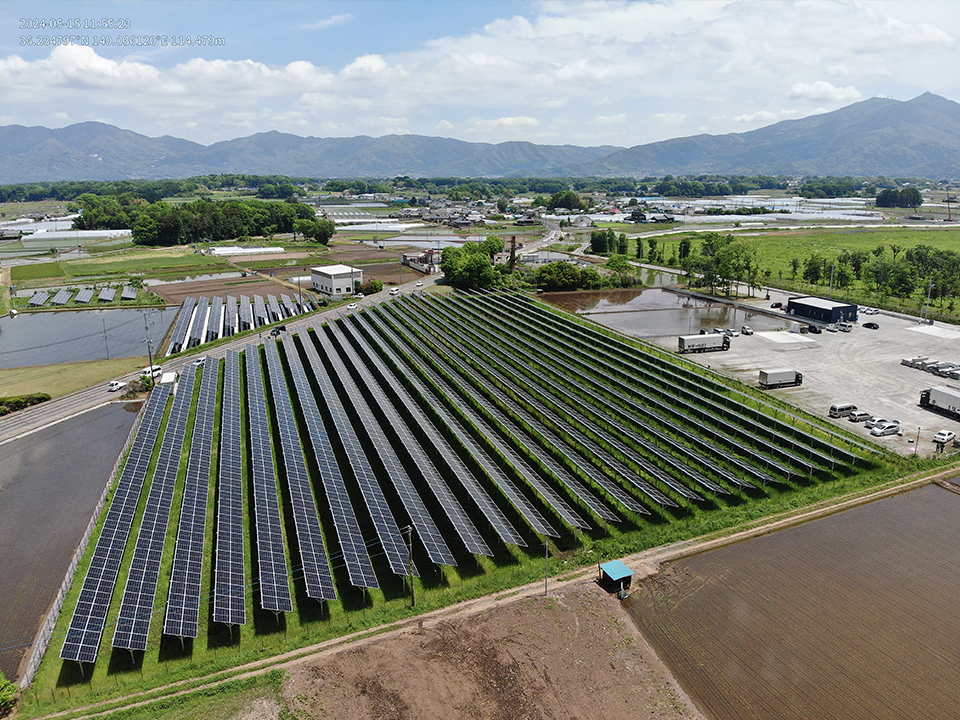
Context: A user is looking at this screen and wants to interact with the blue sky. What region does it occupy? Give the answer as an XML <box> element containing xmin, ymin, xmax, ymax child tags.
<box><xmin>2</xmin><ymin>0</ymin><xmax>958</xmax><ymax>147</ymax></box>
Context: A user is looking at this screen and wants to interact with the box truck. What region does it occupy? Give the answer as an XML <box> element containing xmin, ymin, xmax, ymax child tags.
<box><xmin>920</xmin><ymin>386</ymin><xmax>960</xmax><ymax>419</ymax></box>
<box><xmin>678</xmin><ymin>334</ymin><xmax>730</xmax><ymax>353</ymax></box>
<box><xmin>759</xmin><ymin>369</ymin><xmax>803</xmax><ymax>389</ymax></box>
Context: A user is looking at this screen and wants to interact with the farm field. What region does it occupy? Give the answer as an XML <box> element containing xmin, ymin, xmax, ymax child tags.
<box><xmin>626</xmin><ymin>482</ymin><xmax>960</xmax><ymax>720</ymax></box>
<box><xmin>23</xmin><ymin>291</ymin><xmax>892</xmax><ymax>717</ymax></box>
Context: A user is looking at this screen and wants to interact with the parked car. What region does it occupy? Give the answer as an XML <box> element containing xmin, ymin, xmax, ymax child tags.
<box><xmin>862</xmin><ymin>307</ymin><xmax>879</xmax><ymax>315</ymax></box>
<box><xmin>825</xmin><ymin>324</ymin><xmax>838</xmax><ymax>332</ymax></box>
<box><xmin>934</xmin><ymin>430</ymin><xmax>957</xmax><ymax>444</ymax></box>
<box><xmin>837</xmin><ymin>321</ymin><xmax>853</xmax><ymax>332</ymax></box>
<box><xmin>848</xmin><ymin>410</ymin><xmax>870</xmax><ymax>422</ymax></box>
<box><xmin>724</xmin><ymin>328</ymin><xmax>740</xmax><ymax>337</ymax></box>
<box><xmin>770</xmin><ymin>301</ymin><xmax>782</xmax><ymax>309</ymax></box>
<box><xmin>740</xmin><ymin>325</ymin><xmax>754</xmax><ymax>335</ymax></box>
<box><xmin>870</xmin><ymin>421</ymin><xmax>901</xmax><ymax>437</ymax></box>
<box><xmin>354</xmin><ymin>292</ymin><xmax>364</xmax><ymax>299</ymax></box>
<box><xmin>863</xmin><ymin>322</ymin><xmax>879</xmax><ymax>330</ymax></box>
<box><xmin>864</xmin><ymin>416</ymin><xmax>888</xmax><ymax>429</ymax></box>
<box><xmin>808</xmin><ymin>324</ymin><xmax>822</xmax><ymax>334</ymax></box>
<box><xmin>713</xmin><ymin>328</ymin><xmax>726</xmax><ymax>334</ymax></box>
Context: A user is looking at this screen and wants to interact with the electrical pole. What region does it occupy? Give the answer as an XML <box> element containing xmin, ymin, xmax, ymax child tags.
<box><xmin>404</xmin><ymin>525</ymin><xmax>415</xmax><ymax>607</ymax></box>
<box><xmin>544</xmin><ymin>538</ymin><xmax>549</xmax><ymax>596</ymax></box>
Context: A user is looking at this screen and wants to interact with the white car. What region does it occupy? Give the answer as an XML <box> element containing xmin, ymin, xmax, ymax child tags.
<box><xmin>416</xmin><ymin>280</ymin><xmax>424</xmax><ymax>287</ymax></box>
<box><xmin>934</xmin><ymin>430</ymin><xmax>956</xmax><ymax>444</ymax></box>
<box><xmin>870</xmin><ymin>421</ymin><xmax>901</xmax><ymax>437</ymax></box>
<box><xmin>389</xmin><ymin>288</ymin><xmax>400</xmax><ymax>296</ymax></box>
<box><xmin>108</xmin><ymin>380</ymin><xmax>126</xmax><ymax>392</ymax></box>
<box><xmin>347</xmin><ymin>303</ymin><xmax>358</xmax><ymax>310</ymax></box>
<box><xmin>864</xmin><ymin>416</ymin><xmax>888</xmax><ymax>429</ymax></box>
<box><xmin>740</xmin><ymin>326</ymin><xmax>754</xmax><ymax>335</ymax></box>
<box><xmin>141</xmin><ymin>364</ymin><xmax>162</xmax><ymax>378</ymax></box>
<box><xmin>825</xmin><ymin>324</ymin><xmax>838</xmax><ymax>332</ymax></box>
<box><xmin>725</xmin><ymin>328</ymin><xmax>740</xmax><ymax>337</ymax></box>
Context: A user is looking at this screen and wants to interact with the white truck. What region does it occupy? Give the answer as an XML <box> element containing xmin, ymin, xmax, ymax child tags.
<box><xmin>920</xmin><ymin>386</ymin><xmax>960</xmax><ymax>419</ymax></box>
<box><xmin>759</xmin><ymin>368</ymin><xmax>803</xmax><ymax>389</ymax></box>
<box><xmin>678</xmin><ymin>334</ymin><xmax>730</xmax><ymax>354</ymax></box>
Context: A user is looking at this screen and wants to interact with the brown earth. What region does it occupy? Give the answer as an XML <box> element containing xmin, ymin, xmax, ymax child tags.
<box><xmin>278</xmin><ymin>580</ymin><xmax>704</xmax><ymax>720</ymax></box>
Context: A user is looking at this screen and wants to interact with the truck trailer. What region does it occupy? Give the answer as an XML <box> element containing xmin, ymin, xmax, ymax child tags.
<box><xmin>759</xmin><ymin>368</ymin><xmax>803</xmax><ymax>389</ymax></box>
<box><xmin>920</xmin><ymin>386</ymin><xmax>960</xmax><ymax>419</ymax></box>
<box><xmin>678</xmin><ymin>334</ymin><xmax>730</xmax><ymax>353</ymax></box>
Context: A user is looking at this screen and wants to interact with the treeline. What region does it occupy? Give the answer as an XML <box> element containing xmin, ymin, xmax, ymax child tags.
<box><xmin>72</xmin><ymin>194</ymin><xmax>333</xmax><ymax>246</ymax></box>
<box><xmin>0</xmin><ymin>174</ymin><xmax>320</xmax><ymax>204</ymax></box>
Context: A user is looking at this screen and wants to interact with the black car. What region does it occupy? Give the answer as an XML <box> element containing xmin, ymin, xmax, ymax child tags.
<box><xmin>863</xmin><ymin>322</ymin><xmax>880</xmax><ymax>329</ymax></box>
<box><xmin>808</xmin><ymin>324</ymin><xmax>822</xmax><ymax>334</ymax></box>
<box><xmin>771</xmin><ymin>301</ymin><xmax>782</xmax><ymax>309</ymax></box>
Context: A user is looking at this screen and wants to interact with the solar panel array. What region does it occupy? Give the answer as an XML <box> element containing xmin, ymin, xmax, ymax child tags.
<box><xmin>164</xmin><ymin>361</ymin><xmax>218</xmax><ymax>638</ymax></box>
<box><xmin>267</xmin><ymin>294</ymin><xmax>283</xmax><ymax>322</ymax></box>
<box><xmin>61</xmin><ymin>383</ymin><xmax>172</xmax><ymax>663</ymax></box>
<box><xmin>113</xmin><ymin>367</ymin><xmax>197</xmax><ymax>651</ymax></box>
<box><xmin>28</xmin><ymin>291</ymin><xmax>50</xmax><ymax>306</ymax></box>
<box><xmin>263</xmin><ymin>340</ymin><xmax>337</xmax><ymax>600</ymax></box>
<box><xmin>315</xmin><ymin>329</ymin><xmax>456</xmax><ymax>567</ymax></box>
<box><xmin>239</xmin><ymin>296</ymin><xmax>253</xmax><ymax>330</ymax></box>
<box><xmin>98</xmin><ymin>287</ymin><xmax>116</xmax><ymax>302</ymax></box>
<box><xmin>280</xmin><ymin>294</ymin><xmax>297</xmax><ymax>318</ymax></box>
<box><xmin>213</xmin><ymin>350</ymin><xmax>246</xmax><ymax>625</ymax></box>
<box><xmin>298</xmin><ymin>330</ymin><xmax>415</xmax><ymax>577</ymax></box>
<box><xmin>223</xmin><ymin>296</ymin><xmax>238</xmax><ymax>337</ymax></box>
<box><xmin>253</xmin><ymin>296</ymin><xmax>269</xmax><ymax>327</ymax></box>
<box><xmin>121</xmin><ymin>285</ymin><xmax>138</xmax><ymax>300</ymax></box>
<box><xmin>207</xmin><ymin>296</ymin><xmax>224</xmax><ymax>341</ymax></box>
<box><xmin>188</xmin><ymin>297</ymin><xmax>210</xmax><ymax>348</ymax></box>
<box><xmin>168</xmin><ymin>297</ymin><xmax>198</xmax><ymax>354</ymax></box>
<box><xmin>51</xmin><ymin>289</ymin><xmax>72</xmax><ymax>305</ymax></box>
<box><xmin>75</xmin><ymin>288</ymin><xmax>95</xmax><ymax>303</ymax></box>
<box><xmin>245</xmin><ymin>344</ymin><xmax>293</xmax><ymax>613</ymax></box>
<box><xmin>280</xmin><ymin>334</ymin><xmax>379</xmax><ymax>589</ymax></box>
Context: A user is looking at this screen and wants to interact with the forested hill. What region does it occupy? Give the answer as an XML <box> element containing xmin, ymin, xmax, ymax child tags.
<box><xmin>0</xmin><ymin>93</ymin><xmax>958</xmax><ymax>182</ymax></box>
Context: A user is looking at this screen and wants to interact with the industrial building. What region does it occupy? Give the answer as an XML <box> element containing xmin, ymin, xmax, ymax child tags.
<box><xmin>786</xmin><ymin>295</ymin><xmax>858</xmax><ymax>323</ymax></box>
<box><xmin>311</xmin><ymin>264</ymin><xmax>363</xmax><ymax>300</ymax></box>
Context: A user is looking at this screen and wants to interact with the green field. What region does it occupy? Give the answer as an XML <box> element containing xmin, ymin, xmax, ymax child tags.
<box><xmin>0</xmin><ymin>357</ymin><xmax>146</xmax><ymax>399</ymax></box>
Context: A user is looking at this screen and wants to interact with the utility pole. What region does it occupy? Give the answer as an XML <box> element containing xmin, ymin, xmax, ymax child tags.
<box><xmin>142</xmin><ymin>309</ymin><xmax>154</xmax><ymax>385</ymax></box>
<box><xmin>404</xmin><ymin>525</ymin><xmax>415</xmax><ymax>607</ymax></box>
<box><xmin>543</xmin><ymin>538</ymin><xmax>549</xmax><ymax>596</ymax></box>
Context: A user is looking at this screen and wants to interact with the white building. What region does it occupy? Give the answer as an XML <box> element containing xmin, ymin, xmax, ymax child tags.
<box><xmin>311</xmin><ymin>264</ymin><xmax>363</xmax><ymax>300</ymax></box>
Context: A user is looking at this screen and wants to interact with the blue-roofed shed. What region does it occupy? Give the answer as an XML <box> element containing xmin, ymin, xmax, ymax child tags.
<box><xmin>598</xmin><ymin>560</ymin><xmax>633</xmax><ymax>595</ymax></box>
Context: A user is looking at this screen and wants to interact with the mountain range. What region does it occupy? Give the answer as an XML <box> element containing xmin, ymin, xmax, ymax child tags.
<box><xmin>1</xmin><ymin>93</ymin><xmax>958</xmax><ymax>183</ymax></box>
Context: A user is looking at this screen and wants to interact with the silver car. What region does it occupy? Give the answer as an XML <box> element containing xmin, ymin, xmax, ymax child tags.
<box><xmin>870</xmin><ymin>421</ymin><xmax>900</xmax><ymax>437</ymax></box>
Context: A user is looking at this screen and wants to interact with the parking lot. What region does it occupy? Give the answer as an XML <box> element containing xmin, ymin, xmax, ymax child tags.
<box><xmin>644</xmin><ymin>295</ymin><xmax>960</xmax><ymax>458</ymax></box>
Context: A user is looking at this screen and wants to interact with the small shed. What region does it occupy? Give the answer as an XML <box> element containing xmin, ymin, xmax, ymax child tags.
<box><xmin>598</xmin><ymin>560</ymin><xmax>633</xmax><ymax>596</ymax></box>
<box><xmin>786</xmin><ymin>295</ymin><xmax>858</xmax><ymax>323</ymax></box>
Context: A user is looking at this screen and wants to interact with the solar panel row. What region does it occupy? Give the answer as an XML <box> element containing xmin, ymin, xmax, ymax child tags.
<box><xmin>359</xmin><ymin>310</ymin><xmax>557</xmax><ymax>539</ymax></box>
<box><xmin>314</xmin><ymin>328</ymin><xmax>456</xmax><ymax>567</ymax></box>
<box><xmin>98</xmin><ymin>287</ymin><xmax>116</xmax><ymax>302</ymax></box>
<box><xmin>298</xmin><ymin>330</ymin><xmax>415</xmax><ymax>578</ymax></box>
<box><xmin>213</xmin><ymin>350</ymin><xmax>246</xmax><ymax>626</ymax></box>
<box><xmin>208</xmin><ymin>296</ymin><xmax>224</xmax><ymax>342</ymax></box>
<box><xmin>61</xmin><ymin>383</ymin><xmax>172</xmax><ymax>664</ymax></box>
<box><xmin>267</xmin><ymin>294</ymin><xmax>283</xmax><ymax>322</ymax></box>
<box><xmin>51</xmin><ymin>289</ymin><xmax>72</xmax><ymax>305</ymax></box>
<box><xmin>188</xmin><ymin>297</ymin><xmax>210</xmax><ymax>347</ymax></box>
<box><xmin>263</xmin><ymin>340</ymin><xmax>337</xmax><ymax>601</ymax></box>
<box><xmin>121</xmin><ymin>286</ymin><xmax>138</xmax><ymax>301</ymax></box>
<box><xmin>164</xmin><ymin>360</ymin><xmax>218</xmax><ymax>638</ymax></box>
<box><xmin>239</xmin><ymin>296</ymin><xmax>253</xmax><ymax>330</ymax></box>
<box><xmin>223</xmin><ymin>296</ymin><xmax>238</xmax><ymax>337</ymax></box>
<box><xmin>28</xmin><ymin>291</ymin><xmax>50</xmax><ymax>306</ymax></box>
<box><xmin>343</xmin><ymin>315</ymin><xmax>526</xmax><ymax>548</ymax></box>
<box><xmin>168</xmin><ymin>297</ymin><xmax>198</xmax><ymax>355</ymax></box>
<box><xmin>245</xmin><ymin>344</ymin><xmax>293</xmax><ymax>613</ymax></box>
<box><xmin>113</xmin><ymin>367</ymin><xmax>198</xmax><ymax>651</ymax></box>
<box><xmin>328</xmin><ymin>322</ymin><xmax>493</xmax><ymax>557</ymax></box>
<box><xmin>280</xmin><ymin>334</ymin><xmax>379</xmax><ymax>590</ymax></box>
<box><xmin>75</xmin><ymin>288</ymin><xmax>95</xmax><ymax>303</ymax></box>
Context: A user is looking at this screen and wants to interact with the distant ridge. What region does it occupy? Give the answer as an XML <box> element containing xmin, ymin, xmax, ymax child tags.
<box><xmin>0</xmin><ymin>93</ymin><xmax>957</xmax><ymax>183</ymax></box>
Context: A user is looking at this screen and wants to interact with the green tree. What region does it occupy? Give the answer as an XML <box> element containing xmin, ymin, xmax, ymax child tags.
<box><xmin>0</xmin><ymin>671</ymin><xmax>17</xmax><ymax>711</ymax></box>
<box><xmin>898</xmin><ymin>186</ymin><xmax>922</xmax><ymax>211</ymax></box>
<box><xmin>547</xmin><ymin>189</ymin><xmax>587</xmax><ymax>211</ymax></box>
<box><xmin>617</xmin><ymin>233</ymin><xmax>628</xmax><ymax>255</ymax></box>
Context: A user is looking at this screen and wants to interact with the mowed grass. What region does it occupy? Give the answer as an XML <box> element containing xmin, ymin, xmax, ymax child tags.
<box><xmin>0</xmin><ymin>357</ymin><xmax>146</xmax><ymax>398</ymax></box>
<box><xmin>11</xmin><ymin>250</ymin><xmax>234</xmax><ymax>284</ymax></box>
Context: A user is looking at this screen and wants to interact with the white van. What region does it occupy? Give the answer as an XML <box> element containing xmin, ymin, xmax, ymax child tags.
<box><xmin>837</xmin><ymin>321</ymin><xmax>853</xmax><ymax>332</ymax></box>
<box><xmin>829</xmin><ymin>402</ymin><xmax>857</xmax><ymax>418</ymax></box>
<box><xmin>389</xmin><ymin>288</ymin><xmax>400</xmax><ymax>296</ymax></box>
<box><xmin>141</xmin><ymin>364</ymin><xmax>162</xmax><ymax>378</ymax></box>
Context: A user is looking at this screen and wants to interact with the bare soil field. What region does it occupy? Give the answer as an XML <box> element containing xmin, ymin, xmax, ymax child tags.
<box><xmin>626</xmin><ymin>483</ymin><xmax>960</xmax><ymax>720</ymax></box>
<box><xmin>278</xmin><ymin>580</ymin><xmax>704</xmax><ymax>720</ymax></box>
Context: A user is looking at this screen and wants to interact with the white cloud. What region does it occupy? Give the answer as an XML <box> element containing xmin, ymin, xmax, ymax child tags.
<box><xmin>734</xmin><ymin>109</ymin><xmax>799</xmax><ymax>124</ymax></box>
<box><xmin>596</xmin><ymin>113</ymin><xmax>626</xmax><ymax>125</ymax></box>
<box><xmin>789</xmin><ymin>82</ymin><xmax>862</xmax><ymax>103</ymax></box>
<box><xmin>652</xmin><ymin>113</ymin><xmax>686</xmax><ymax>125</ymax></box>
<box><xmin>302</xmin><ymin>13</ymin><xmax>353</xmax><ymax>31</ymax></box>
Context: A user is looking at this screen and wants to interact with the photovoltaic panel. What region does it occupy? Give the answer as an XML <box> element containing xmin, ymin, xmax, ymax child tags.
<box><xmin>315</xmin><ymin>329</ymin><xmax>455</xmax><ymax>566</ymax></box>
<box><xmin>239</xmin><ymin>296</ymin><xmax>253</xmax><ymax>330</ymax></box>
<box><xmin>188</xmin><ymin>297</ymin><xmax>209</xmax><ymax>348</ymax></box>
<box><xmin>299</xmin><ymin>330</ymin><xmax>414</xmax><ymax>578</ymax></box>
<box><xmin>121</xmin><ymin>286</ymin><xmax>138</xmax><ymax>300</ymax></box>
<box><xmin>329</xmin><ymin>322</ymin><xmax>492</xmax><ymax>556</ymax></box>
<box><xmin>377</xmin><ymin>303</ymin><xmax>590</xmax><ymax>532</ymax></box>
<box><xmin>280</xmin><ymin>294</ymin><xmax>297</xmax><ymax>318</ymax></box>
<box><xmin>28</xmin><ymin>291</ymin><xmax>50</xmax><ymax>306</ymax></box>
<box><xmin>363</xmin><ymin>309</ymin><xmax>559</xmax><ymax>538</ymax></box>
<box><xmin>280</xmin><ymin>334</ymin><xmax>378</xmax><ymax>589</ymax></box>
<box><xmin>213</xmin><ymin>350</ymin><xmax>246</xmax><ymax>625</ymax></box>
<box><xmin>207</xmin><ymin>296</ymin><xmax>224</xmax><ymax>342</ymax></box>
<box><xmin>267</xmin><ymin>294</ymin><xmax>283</xmax><ymax>322</ymax></box>
<box><xmin>60</xmin><ymin>383</ymin><xmax>172</xmax><ymax>664</ymax></box>
<box><xmin>263</xmin><ymin>340</ymin><xmax>337</xmax><ymax>600</ymax></box>
<box><xmin>224</xmin><ymin>296</ymin><xmax>238</xmax><ymax>337</ymax></box>
<box><xmin>51</xmin><ymin>289</ymin><xmax>73</xmax><ymax>305</ymax></box>
<box><xmin>245</xmin><ymin>344</ymin><xmax>293</xmax><ymax>613</ymax></box>
<box><xmin>75</xmin><ymin>288</ymin><xmax>95</xmax><ymax>303</ymax></box>
<box><xmin>164</xmin><ymin>361</ymin><xmax>218</xmax><ymax>638</ymax></box>
<box><xmin>98</xmin><ymin>287</ymin><xmax>116</xmax><ymax>302</ymax></box>
<box><xmin>168</xmin><ymin>297</ymin><xmax>197</xmax><ymax>354</ymax></box>
<box><xmin>347</xmin><ymin>315</ymin><xmax>526</xmax><ymax>547</ymax></box>
<box><xmin>253</xmin><ymin>296</ymin><xmax>269</xmax><ymax>327</ymax></box>
<box><xmin>113</xmin><ymin>366</ymin><xmax>198</xmax><ymax>651</ymax></box>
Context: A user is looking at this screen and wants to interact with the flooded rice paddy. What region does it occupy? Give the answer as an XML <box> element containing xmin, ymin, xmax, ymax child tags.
<box><xmin>0</xmin><ymin>307</ymin><xmax>178</xmax><ymax>367</ymax></box>
<box><xmin>627</xmin><ymin>483</ymin><xmax>960</xmax><ymax>720</ymax></box>
<box><xmin>0</xmin><ymin>402</ymin><xmax>141</xmax><ymax>681</ymax></box>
